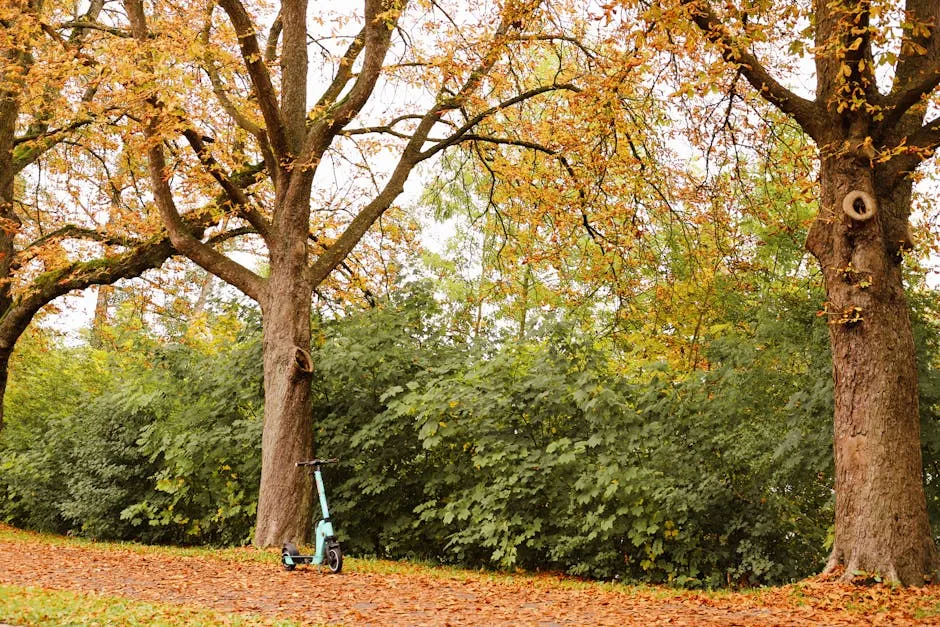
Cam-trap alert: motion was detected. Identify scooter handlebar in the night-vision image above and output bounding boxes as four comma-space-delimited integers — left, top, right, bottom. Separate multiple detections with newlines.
296, 458, 340, 467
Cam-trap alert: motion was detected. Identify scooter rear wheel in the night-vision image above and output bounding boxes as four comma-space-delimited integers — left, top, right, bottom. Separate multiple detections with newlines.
282, 542, 301, 571
327, 543, 343, 574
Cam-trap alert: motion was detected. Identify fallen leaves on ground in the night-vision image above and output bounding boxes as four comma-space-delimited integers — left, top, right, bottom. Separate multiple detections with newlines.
1, 525, 938, 626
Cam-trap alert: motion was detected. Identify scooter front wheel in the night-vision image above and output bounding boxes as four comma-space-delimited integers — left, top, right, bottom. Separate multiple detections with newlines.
327, 543, 343, 574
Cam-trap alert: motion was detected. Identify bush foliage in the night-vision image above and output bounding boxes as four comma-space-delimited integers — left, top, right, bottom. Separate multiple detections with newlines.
2, 281, 939, 587
1, 310, 264, 546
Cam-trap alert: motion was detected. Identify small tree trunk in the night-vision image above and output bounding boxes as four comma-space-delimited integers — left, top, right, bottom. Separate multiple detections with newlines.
0, 349, 9, 431
192, 272, 213, 317
90, 285, 112, 348
808, 157, 939, 585
93, 285, 112, 328
253, 271, 316, 547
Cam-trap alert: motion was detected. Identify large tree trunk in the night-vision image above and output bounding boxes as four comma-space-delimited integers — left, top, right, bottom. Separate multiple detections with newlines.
807, 156, 939, 585
253, 267, 316, 547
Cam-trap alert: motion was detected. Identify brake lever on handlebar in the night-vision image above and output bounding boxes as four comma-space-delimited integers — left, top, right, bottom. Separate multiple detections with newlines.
295, 458, 340, 467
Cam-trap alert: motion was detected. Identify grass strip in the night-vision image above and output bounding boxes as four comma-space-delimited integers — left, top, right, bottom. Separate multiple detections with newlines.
0, 584, 300, 627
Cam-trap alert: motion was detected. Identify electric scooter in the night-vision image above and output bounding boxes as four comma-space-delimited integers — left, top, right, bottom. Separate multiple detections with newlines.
281, 458, 343, 573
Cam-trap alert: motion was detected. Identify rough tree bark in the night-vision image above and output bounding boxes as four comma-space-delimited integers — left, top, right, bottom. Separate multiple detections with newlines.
682, 0, 940, 584
808, 157, 937, 584
254, 251, 317, 546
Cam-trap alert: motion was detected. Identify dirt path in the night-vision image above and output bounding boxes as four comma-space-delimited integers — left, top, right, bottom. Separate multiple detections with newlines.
0, 535, 934, 625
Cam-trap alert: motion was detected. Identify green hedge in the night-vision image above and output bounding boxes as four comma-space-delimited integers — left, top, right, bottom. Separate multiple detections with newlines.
3, 281, 939, 587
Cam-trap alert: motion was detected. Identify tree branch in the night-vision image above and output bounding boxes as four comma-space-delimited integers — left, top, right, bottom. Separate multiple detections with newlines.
880, 116, 940, 185
445, 133, 558, 154
279, 0, 308, 153
298, 0, 402, 163
57, 20, 132, 38
0, 217, 251, 353
216, 0, 290, 162
419, 83, 581, 160
144, 134, 266, 301
181, 128, 272, 242
199, 21, 263, 137
12, 117, 97, 173
311, 26, 367, 115
124, 0, 266, 302
879, 0, 940, 135
341, 114, 426, 139
307, 0, 545, 286
264, 11, 282, 63
277, 0, 404, 256
681, 0, 828, 141
0, 238, 172, 347
21, 225, 144, 255
197, 16, 278, 178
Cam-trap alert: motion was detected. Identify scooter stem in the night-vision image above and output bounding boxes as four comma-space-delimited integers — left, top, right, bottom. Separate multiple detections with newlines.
314, 467, 331, 519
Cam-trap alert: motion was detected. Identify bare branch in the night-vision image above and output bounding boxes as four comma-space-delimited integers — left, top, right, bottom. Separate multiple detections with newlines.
279, 0, 308, 152
311, 26, 367, 114
341, 114, 426, 139
456, 134, 557, 155
206, 225, 255, 245
517, 33, 598, 61
420, 83, 581, 160
298, 0, 402, 163
265, 11, 282, 63
57, 20, 132, 38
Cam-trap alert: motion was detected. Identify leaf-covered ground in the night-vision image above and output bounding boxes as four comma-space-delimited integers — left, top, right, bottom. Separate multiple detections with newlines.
1, 525, 939, 625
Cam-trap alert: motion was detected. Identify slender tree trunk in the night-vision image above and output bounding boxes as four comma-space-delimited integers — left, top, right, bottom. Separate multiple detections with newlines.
0, 349, 9, 430
807, 156, 939, 584
0, 90, 18, 433
192, 272, 213, 316
93, 285, 112, 328
517, 266, 530, 342
253, 262, 316, 546
90, 285, 113, 348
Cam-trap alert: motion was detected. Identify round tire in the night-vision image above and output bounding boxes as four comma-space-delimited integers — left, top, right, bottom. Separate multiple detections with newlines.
282, 542, 301, 571
327, 544, 343, 574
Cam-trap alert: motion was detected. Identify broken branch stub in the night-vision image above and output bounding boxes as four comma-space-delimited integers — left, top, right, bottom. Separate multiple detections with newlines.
293, 346, 313, 375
